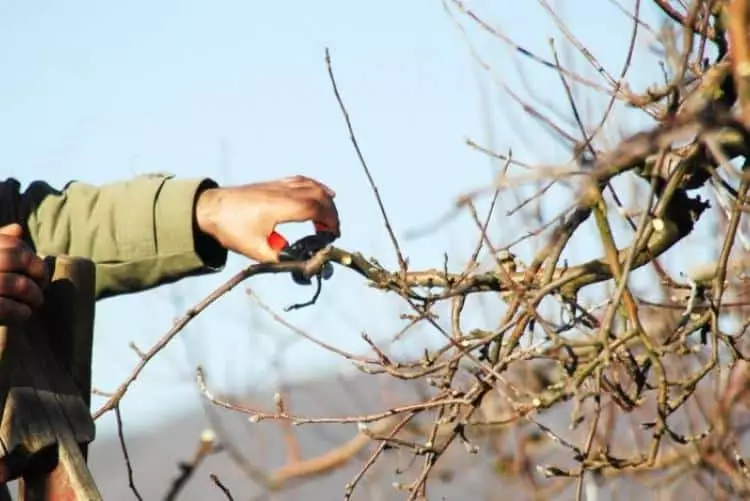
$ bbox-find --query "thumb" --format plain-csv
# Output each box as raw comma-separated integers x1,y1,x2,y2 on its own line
0,223,24,238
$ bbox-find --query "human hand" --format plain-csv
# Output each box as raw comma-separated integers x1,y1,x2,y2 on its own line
195,175,340,263
0,224,49,325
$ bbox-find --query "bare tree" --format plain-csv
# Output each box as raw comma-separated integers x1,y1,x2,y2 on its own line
97,1,750,500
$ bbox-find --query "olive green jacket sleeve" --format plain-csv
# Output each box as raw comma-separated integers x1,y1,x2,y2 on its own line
0,173,228,300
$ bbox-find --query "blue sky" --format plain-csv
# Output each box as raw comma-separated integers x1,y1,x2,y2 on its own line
0,1,675,436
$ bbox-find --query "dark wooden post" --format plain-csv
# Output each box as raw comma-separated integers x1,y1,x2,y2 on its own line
0,256,101,500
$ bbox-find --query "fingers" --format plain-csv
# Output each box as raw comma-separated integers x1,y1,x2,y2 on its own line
311,197,340,236
276,177,341,237
0,240,48,286
0,272,44,311
0,297,33,325
0,224,49,289
0,223,24,239
281,175,336,198
0,256,46,326
282,196,340,236
0,226,49,325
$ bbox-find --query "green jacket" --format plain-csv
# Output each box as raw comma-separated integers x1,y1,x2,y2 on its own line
1,173,228,300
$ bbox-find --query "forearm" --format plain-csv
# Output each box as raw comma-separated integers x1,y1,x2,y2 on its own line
0,173,228,299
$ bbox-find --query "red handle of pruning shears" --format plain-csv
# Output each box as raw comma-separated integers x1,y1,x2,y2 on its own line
267,232,289,252
267,221,330,252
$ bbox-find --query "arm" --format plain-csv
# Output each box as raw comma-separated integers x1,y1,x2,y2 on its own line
1,173,227,299
0,172,340,322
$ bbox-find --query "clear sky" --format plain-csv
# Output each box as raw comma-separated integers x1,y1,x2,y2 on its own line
0,1,669,436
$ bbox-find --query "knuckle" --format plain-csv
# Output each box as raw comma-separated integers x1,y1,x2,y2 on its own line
17,276,36,296
18,248,35,267
0,273,36,299
309,184,327,198
1,247,30,271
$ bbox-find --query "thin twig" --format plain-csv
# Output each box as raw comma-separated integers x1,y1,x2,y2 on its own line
115,405,144,501
210,473,235,501
325,48,408,271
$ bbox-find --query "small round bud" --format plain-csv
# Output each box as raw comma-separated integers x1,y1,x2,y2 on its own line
200,428,216,444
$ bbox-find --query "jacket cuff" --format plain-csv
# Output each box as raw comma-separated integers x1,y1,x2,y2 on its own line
154,176,228,272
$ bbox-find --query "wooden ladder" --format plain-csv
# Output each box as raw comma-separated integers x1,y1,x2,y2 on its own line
0,256,102,500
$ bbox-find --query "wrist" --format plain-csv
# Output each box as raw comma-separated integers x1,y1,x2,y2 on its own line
195,185,222,241
193,181,228,268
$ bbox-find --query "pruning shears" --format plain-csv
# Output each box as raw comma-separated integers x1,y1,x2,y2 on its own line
267,221,337,310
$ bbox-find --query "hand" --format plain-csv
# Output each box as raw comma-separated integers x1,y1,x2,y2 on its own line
0,224,49,325
195,175,341,263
